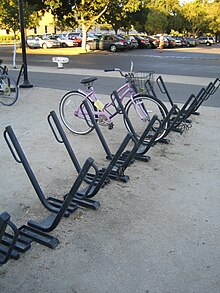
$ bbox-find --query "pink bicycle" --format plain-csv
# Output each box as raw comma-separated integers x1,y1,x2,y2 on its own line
59,62,168,141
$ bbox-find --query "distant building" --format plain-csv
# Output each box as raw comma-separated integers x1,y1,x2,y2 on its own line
0,12,62,37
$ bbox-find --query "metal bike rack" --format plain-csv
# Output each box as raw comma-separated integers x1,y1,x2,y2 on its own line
163,94,198,136
47,110,110,209
146,75,220,117
4,126,78,216
47,110,134,202
27,158,96,232
82,100,134,182
72,132,133,201
191,78,220,114
48,111,110,187
0,211,59,265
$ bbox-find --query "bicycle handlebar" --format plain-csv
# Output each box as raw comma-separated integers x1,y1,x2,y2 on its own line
104,68,130,78
104,60,134,78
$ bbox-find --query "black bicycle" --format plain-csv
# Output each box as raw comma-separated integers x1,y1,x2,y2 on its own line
0,59,19,106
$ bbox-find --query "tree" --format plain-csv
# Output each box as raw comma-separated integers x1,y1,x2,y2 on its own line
205,1,220,40
44,0,109,50
180,0,208,36
0,0,44,35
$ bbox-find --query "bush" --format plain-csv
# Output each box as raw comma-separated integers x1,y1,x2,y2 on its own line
0,35,20,43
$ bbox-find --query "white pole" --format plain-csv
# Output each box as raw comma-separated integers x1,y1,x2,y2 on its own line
13,36,17,68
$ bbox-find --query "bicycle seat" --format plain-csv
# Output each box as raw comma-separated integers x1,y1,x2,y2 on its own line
80,77,97,85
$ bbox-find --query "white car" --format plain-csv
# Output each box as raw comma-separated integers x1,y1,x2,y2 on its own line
199,36,215,46
26,35,60,49
54,35,78,47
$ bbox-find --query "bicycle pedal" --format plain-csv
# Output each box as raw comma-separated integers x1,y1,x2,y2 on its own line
108,123,114,130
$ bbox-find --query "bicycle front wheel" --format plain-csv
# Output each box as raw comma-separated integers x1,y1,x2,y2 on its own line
124,94,168,141
0,74,18,106
59,90,95,135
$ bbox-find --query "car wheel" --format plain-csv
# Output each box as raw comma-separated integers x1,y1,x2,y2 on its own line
110,45,117,52
206,42,211,46
62,43,67,48
42,43,48,49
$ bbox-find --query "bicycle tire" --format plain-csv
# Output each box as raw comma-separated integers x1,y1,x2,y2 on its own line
124,94,169,141
59,90,95,135
0,66,4,75
0,74,18,106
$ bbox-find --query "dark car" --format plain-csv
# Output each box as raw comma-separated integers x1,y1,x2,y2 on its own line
183,37,197,47
126,36,139,49
133,36,150,49
173,36,185,47
86,34,130,52
165,36,176,48
144,36,160,48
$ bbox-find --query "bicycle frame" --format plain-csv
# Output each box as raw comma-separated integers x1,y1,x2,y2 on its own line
75,78,149,125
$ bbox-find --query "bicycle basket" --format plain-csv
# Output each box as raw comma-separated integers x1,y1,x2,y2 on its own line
131,71,154,94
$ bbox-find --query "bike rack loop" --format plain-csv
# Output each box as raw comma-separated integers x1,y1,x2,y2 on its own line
112,90,179,157
47,111,102,210
46,111,134,203
3,126,77,216
82,99,133,182
48,111,110,187
73,132,134,200
0,212,19,265
0,209,59,265
27,157,95,232
80,100,113,160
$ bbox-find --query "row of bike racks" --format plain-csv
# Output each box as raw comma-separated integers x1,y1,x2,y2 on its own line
1,77,219,265
145,76,220,118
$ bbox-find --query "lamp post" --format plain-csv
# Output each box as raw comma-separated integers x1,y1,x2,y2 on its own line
18,0,33,88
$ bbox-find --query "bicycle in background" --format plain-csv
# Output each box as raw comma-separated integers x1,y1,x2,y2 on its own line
0,59,19,106
59,61,169,141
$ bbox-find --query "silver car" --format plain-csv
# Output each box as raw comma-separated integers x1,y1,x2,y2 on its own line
26,35,60,49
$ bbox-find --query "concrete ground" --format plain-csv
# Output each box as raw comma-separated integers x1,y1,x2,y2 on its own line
0,81,220,293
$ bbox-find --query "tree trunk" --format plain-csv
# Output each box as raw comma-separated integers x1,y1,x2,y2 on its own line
81,22,87,51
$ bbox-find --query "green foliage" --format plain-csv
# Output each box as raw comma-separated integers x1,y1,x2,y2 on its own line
0,0,218,43
0,34,20,43
0,0,43,33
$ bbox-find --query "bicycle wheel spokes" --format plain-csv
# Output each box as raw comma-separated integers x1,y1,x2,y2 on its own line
125,95,168,141
0,74,18,106
59,91,95,135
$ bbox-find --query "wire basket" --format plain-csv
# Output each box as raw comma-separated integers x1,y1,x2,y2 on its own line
131,71,154,94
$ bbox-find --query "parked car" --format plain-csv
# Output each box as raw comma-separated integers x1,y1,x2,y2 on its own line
65,32,82,46
53,34,78,47
26,35,41,48
26,35,60,49
152,35,169,48
86,34,130,52
127,36,139,49
183,37,197,47
199,36,215,46
117,35,133,50
165,36,176,48
173,36,185,47
65,32,96,46
133,35,150,49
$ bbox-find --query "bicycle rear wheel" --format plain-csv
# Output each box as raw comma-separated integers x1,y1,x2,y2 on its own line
59,90,95,135
124,94,168,141
0,74,18,106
